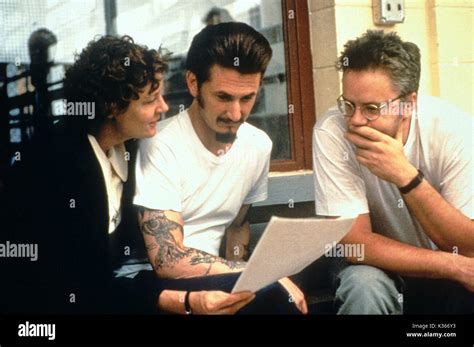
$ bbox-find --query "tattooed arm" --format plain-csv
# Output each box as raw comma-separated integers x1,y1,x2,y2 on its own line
139,208,246,279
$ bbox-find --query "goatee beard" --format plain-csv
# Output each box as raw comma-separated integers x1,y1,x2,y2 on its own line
215,132,237,143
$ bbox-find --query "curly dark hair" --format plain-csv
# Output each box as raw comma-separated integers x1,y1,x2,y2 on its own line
64,35,168,134
337,30,421,95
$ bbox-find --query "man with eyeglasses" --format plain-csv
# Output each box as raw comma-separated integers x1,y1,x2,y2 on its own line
312,30,474,314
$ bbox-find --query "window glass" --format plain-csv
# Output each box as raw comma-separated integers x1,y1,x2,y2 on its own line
116,0,291,160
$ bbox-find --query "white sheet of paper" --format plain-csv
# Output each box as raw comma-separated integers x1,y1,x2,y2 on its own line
232,216,356,293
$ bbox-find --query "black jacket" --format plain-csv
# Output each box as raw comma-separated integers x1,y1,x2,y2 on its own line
1,122,155,313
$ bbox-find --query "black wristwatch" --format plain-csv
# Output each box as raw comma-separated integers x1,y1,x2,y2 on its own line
184,291,193,315
399,169,424,194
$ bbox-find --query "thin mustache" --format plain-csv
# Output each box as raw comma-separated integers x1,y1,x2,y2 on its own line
217,118,243,125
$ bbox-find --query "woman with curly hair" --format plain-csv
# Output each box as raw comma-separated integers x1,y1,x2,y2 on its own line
3,34,257,315
2,35,171,313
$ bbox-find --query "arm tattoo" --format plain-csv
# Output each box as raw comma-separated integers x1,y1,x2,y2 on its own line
189,249,246,272
141,210,191,269
141,210,246,273
145,243,158,251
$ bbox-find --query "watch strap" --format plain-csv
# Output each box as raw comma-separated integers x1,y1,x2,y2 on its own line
399,169,424,194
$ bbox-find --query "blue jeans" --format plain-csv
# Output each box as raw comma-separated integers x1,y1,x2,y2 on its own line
329,257,474,314
329,258,403,314
158,272,301,314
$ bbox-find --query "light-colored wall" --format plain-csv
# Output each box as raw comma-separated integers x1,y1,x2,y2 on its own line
308,0,474,119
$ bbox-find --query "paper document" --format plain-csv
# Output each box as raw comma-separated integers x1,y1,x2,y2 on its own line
232,216,356,293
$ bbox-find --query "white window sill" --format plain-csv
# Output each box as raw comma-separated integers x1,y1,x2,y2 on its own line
255,170,315,206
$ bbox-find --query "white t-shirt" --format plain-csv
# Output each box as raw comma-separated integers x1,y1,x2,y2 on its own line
88,135,128,234
312,95,474,250
134,110,272,255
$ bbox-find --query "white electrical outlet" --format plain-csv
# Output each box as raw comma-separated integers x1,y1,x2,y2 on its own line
373,0,405,25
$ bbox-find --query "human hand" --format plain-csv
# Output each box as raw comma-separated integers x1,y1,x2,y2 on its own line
450,254,474,292
344,122,417,187
190,290,255,315
278,277,308,314
225,222,250,261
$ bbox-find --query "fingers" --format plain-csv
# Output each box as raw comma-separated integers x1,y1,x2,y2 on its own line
278,278,308,314
198,285,310,315
345,126,388,150
223,291,255,307
222,293,256,314
345,131,373,149
348,125,384,142
297,295,308,314
295,289,308,314
198,291,255,315
288,283,308,314
214,291,255,315
355,148,371,160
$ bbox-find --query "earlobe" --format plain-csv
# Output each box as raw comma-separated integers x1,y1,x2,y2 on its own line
186,71,198,97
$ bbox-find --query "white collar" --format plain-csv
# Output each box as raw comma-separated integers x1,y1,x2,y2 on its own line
87,135,128,182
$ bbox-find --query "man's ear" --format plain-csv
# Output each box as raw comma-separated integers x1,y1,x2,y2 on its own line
108,103,118,119
402,92,417,118
186,71,198,98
